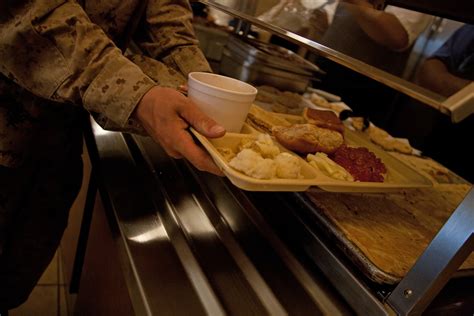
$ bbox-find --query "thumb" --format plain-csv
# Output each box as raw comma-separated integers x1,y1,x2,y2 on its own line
180,101,226,138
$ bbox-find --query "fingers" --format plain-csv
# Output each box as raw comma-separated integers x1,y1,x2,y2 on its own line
172,129,224,176
177,84,188,94
179,100,226,139
164,148,183,159
152,119,223,176
137,86,224,176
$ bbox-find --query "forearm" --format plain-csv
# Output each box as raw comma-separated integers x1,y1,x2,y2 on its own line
418,59,471,97
0,1,156,128
137,0,211,76
343,2,409,51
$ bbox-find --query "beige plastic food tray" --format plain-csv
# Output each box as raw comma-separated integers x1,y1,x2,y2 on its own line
191,114,433,192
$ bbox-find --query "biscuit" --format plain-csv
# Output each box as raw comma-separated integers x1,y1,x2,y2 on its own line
272,124,344,154
246,105,291,134
303,108,345,134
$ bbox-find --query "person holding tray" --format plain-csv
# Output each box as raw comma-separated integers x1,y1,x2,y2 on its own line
0,0,224,313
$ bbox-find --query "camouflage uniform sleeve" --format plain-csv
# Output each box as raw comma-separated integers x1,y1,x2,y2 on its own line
138,0,212,77
0,1,157,130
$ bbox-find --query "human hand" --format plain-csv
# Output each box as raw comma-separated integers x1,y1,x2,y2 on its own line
177,84,188,94
135,86,226,176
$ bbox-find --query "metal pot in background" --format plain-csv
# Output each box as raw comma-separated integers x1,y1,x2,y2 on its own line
220,35,324,93
193,23,231,71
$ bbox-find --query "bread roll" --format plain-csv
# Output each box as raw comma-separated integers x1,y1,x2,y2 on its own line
303,108,344,134
246,105,292,134
272,124,344,154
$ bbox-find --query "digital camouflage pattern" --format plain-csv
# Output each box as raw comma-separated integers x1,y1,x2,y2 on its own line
0,2,211,304
0,0,211,167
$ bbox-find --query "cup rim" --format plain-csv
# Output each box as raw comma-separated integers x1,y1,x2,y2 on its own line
188,72,257,96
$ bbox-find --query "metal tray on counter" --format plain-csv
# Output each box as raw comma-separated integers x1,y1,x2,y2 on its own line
297,185,474,285
297,192,402,285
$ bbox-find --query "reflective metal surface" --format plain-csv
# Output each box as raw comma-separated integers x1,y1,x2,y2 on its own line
91,122,211,316
90,119,353,315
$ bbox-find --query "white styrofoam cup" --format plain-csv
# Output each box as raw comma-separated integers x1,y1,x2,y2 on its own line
188,72,257,133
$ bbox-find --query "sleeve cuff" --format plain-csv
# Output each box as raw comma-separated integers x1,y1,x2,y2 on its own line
126,54,186,89
163,45,212,77
83,55,157,128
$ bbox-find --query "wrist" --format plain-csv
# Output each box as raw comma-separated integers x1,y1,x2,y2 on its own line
134,86,160,124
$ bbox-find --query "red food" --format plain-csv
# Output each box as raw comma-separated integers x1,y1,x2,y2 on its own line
331,145,387,182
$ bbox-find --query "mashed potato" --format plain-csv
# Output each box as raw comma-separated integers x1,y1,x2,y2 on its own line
229,149,276,179
228,135,302,180
275,152,302,179
239,134,280,158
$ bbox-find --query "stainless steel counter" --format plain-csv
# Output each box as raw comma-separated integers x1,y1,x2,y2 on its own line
89,121,353,316
87,118,474,316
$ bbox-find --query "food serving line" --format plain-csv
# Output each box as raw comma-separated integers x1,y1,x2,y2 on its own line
73,3,473,312
81,104,473,315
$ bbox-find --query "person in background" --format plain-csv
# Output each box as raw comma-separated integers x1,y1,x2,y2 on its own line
311,0,431,127
341,0,431,50
0,1,223,313
417,24,474,97
259,0,432,125
413,24,473,182
259,0,431,74
319,0,432,75
387,24,473,183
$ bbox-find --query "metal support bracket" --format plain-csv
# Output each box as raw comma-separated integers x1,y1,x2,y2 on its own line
233,19,252,37
387,188,474,315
